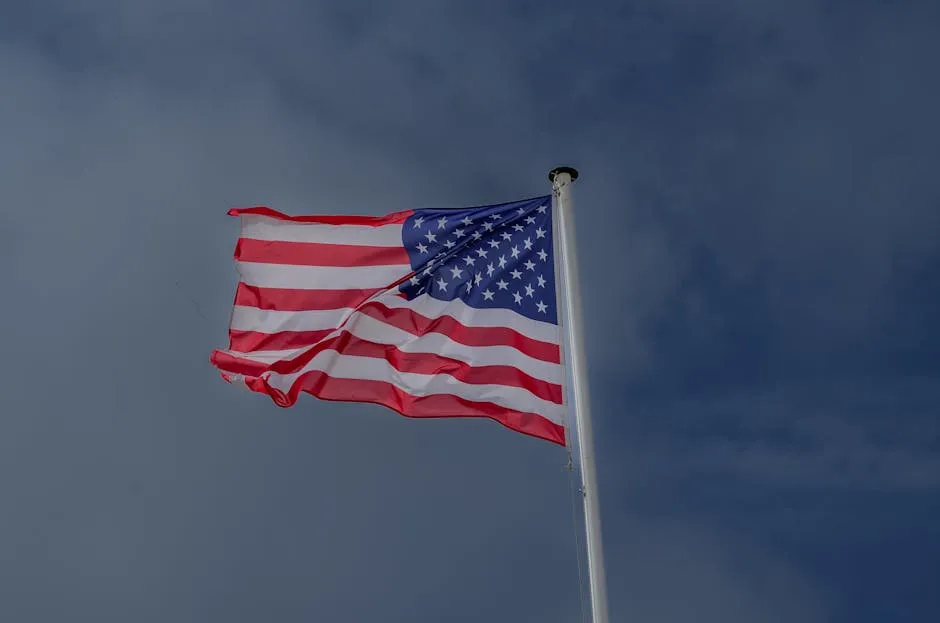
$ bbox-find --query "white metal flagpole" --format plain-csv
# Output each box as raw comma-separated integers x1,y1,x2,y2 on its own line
549,166,610,623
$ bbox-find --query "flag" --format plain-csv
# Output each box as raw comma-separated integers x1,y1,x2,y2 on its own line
209,195,566,445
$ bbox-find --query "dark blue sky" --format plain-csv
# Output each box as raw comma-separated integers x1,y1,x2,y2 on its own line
1,1,938,621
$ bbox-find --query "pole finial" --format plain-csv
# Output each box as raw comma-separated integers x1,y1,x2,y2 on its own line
549,166,579,184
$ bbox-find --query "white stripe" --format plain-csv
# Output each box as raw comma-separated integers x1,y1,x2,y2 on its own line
381,293,560,345
236,261,410,290
219,348,307,364
240,215,404,247
230,305,354,334
265,349,565,425
223,373,253,391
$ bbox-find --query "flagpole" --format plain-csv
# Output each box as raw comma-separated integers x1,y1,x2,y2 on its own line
550,166,610,623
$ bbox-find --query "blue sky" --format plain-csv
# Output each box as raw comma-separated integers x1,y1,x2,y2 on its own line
1,1,938,621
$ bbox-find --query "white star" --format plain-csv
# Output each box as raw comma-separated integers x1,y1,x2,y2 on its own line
525,216,536,225
498,255,508,269
413,216,424,229
517,207,526,216
496,279,509,290
444,239,455,249
461,216,473,226
471,231,482,241
537,204,548,214
454,228,465,238
523,260,536,271
512,223,524,232
535,227,546,239
475,248,488,258
449,265,464,279
463,255,475,266
523,237,533,250
536,274,546,287
487,239,500,249
510,246,520,259
483,221,494,232
510,269,522,280
424,231,437,243
482,289,495,301
537,249,548,261
524,284,535,297
466,281,473,293
437,217,447,230
437,277,448,291
489,213,501,220
486,262,495,276
409,275,420,286
474,272,483,286
501,232,513,241
536,301,548,313
512,291,523,305
416,242,428,254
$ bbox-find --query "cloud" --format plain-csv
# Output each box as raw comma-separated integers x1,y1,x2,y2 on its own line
608,517,827,623
1,1,938,622
9,0,936,361
614,377,940,492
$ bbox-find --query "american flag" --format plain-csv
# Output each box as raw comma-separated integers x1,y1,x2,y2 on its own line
209,195,566,445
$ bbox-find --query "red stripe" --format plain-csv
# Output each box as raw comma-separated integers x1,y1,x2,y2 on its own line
214,329,562,405
218,368,565,446
234,239,410,267
234,284,383,311
229,206,413,225
212,350,268,377
228,328,334,353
